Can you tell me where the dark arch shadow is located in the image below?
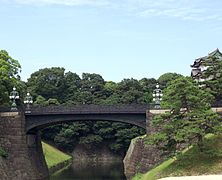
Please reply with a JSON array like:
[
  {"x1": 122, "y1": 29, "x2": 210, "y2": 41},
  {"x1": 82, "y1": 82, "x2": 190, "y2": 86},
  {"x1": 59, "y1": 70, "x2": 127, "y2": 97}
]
[{"x1": 26, "y1": 113, "x2": 146, "y2": 134}]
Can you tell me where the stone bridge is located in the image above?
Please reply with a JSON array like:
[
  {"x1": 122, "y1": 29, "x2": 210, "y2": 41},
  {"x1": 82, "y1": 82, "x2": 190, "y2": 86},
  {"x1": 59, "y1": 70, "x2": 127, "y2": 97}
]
[
  {"x1": 0, "y1": 104, "x2": 150, "y2": 180},
  {"x1": 26, "y1": 104, "x2": 149, "y2": 133}
]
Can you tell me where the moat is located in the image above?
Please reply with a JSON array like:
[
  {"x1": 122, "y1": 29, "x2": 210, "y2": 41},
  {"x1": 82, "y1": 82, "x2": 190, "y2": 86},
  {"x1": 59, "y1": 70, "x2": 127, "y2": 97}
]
[{"x1": 50, "y1": 161, "x2": 126, "y2": 180}]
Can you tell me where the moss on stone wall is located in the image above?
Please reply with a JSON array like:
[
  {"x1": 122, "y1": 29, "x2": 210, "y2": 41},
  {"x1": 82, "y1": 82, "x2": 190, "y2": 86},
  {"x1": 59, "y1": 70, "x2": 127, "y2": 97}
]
[{"x1": 0, "y1": 147, "x2": 8, "y2": 158}]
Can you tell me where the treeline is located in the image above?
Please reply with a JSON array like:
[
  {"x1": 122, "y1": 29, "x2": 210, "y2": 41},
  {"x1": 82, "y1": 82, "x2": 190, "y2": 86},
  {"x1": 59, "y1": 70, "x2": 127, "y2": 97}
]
[
  {"x1": 2, "y1": 49, "x2": 222, "y2": 155},
  {"x1": 26, "y1": 67, "x2": 181, "y2": 153},
  {"x1": 0, "y1": 49, "x2": 182, "y2": 154}
]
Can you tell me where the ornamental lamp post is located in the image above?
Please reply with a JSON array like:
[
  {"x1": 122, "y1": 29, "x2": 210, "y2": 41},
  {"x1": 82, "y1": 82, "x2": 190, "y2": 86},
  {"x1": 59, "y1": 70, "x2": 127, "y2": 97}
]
[
  {"x1": 152, "y1": 83, "x2": 163, "y2": 109},
  {"x1": 9, "y1": 87, "x2": 19, "y2": 111},
  {"x1": 24, "y1": 92, "x2": 33, "y2": 113}
]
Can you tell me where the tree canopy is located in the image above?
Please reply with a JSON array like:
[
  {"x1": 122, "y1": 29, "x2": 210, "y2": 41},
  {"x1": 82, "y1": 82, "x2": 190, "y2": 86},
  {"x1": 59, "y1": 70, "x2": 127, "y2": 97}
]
[
  {"x1": 3, "y1": 48, "x2": 221, "y2": 156},
  {"x1": 200, "y1": 56, "x2": 222, "y2": 104},
  {"x1": 148, "y1": 77, "x2": 222, "y2": 156},
  {"x1": 0, "y1": 50, "x2": 23, "y2": 107},
  {"x1": 158, "y1": 72, "x2": 183, "y2": 88}
]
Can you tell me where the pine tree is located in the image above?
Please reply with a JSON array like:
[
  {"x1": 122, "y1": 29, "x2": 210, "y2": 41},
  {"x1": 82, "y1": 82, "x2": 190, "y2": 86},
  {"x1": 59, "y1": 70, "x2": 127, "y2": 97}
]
[{"x1": 148, "y1": 77, "x2": 222, "y2": 156}]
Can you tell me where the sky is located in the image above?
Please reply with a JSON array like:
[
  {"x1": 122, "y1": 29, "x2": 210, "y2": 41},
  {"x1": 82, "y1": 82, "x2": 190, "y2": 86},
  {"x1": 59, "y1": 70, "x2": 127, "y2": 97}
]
[{"x1": 1, "y1": 0, "x2": 222, "y2": 82}]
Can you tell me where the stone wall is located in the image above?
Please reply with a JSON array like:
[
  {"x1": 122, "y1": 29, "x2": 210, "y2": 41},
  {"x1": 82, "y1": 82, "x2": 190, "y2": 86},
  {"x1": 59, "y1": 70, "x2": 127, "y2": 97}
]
[
  {"x1": 123, "y1": 111, "x2": 166, "y2": 179},
  {"x1": 0, "y1": 112, "x2": 49, "y2": 180},
  {"x1": 72, "y1": 143, "x2": 122, "y2": 165},
  {"x1": 123, "y1": 136, "x2": 166, "y2": 180}
]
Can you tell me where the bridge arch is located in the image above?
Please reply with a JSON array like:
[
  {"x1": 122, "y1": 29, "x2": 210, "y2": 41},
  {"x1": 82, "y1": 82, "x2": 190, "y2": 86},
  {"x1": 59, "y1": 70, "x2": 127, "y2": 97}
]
[{"x1": 25, "y1": 105, "x2": 149, "y2": 134}]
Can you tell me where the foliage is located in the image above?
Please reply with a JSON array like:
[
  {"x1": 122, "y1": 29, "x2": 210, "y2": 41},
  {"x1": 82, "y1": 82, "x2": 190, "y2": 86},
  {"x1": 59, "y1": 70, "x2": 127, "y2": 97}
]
[
  {"x1": 158, "y1": 72, "x2": 183, "y2": 88},
  {"x1": 27, "y1": 68, "x2": 158, "y2": 106},
  {"x1": 63, "y1": 71, "x2": 81, "y2": 104},
  {"x1": 47, "y1": 98, "x2": 59, "y2": 105},
  {"x1": 51, "y1": 122, "x2": 91, "y2": 151},
  {"x1": 79, "y1": 134, "x2": 103, "y2": 149},
  {"x1": 147, "y1": 77, "x2": 221, "y2": 156},
  {"x1": 45, "y1": 121, "x2": 146, "y2": 153},
  {"x1": 0, "y1": 50, "x2": 23, "y2": 107},
  {"x1": 117, "y1": 78, "x2": 143, "y2": 104},
  {"x1": 26, "y1": 67, "x2": 66, "y2": 103},
  {"x1": 200, "y1": 55, "x2": 222, "y2": 103},
  {"x1": 34, "y1": 95, "x2": 48, "y2": 105},
  {"x1": 0, "y1": 147, "x2": 8, "y2": 158}
]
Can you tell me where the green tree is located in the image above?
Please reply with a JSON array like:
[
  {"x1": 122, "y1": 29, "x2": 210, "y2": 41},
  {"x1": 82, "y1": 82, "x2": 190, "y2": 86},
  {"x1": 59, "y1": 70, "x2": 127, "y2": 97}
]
[
  {"x1": 201, "y1": 56, "x2": 222, "y2": 104},
  {"x1": 0, "y1": 50, "x2": 22, "y2": 107},
  {"x1": 34, "y1": 95, "x2": 48, "y2": 105},
  {"x1": 158, "y1": 72, "x2": 183, "y2": 88},
  {"x1": 52, "y1": 122, "x2": 91, "y2": 151},
  {"x1": 79, "y1": 134, "x2": 103, "y2": 149},
  {"x1": 148, "y1": 77, "x2": 221, "y2": 156},
  {"x1": 117, "y1": 78, "x2": 144, "y2": 104},
  {"x1": 139, "y1": 78, "x2": 157, "y2": 103},
  {"x1": 27, "y1": 67, "x2": 66, "y2": 102},
  {"x1": 63, "y1": 72, "x2": 81, "y2": 104},
  {"x1": 47, "y1": 98, "x2": 59, "y2": 105},
  {"x1": 110, "y1": 124, "x2": 145, "y2": 153}
]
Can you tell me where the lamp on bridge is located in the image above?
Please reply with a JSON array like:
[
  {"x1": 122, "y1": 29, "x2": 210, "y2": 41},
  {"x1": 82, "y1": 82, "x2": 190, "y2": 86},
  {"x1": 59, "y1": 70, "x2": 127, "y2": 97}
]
[
  {"x1": 24, "y1": 92, "x2": 33, "y2": 113},
  {"x1": 9, "y1": 87, "x2": 20, "y2": 111},
  {"x1": 152, "y1": 83, "x2": 163, "y2": 109}
]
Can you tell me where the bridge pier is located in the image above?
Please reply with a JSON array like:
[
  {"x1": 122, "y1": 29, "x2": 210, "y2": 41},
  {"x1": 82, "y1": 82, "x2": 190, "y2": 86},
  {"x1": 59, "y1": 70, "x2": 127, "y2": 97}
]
[{"x1": 0, "y1": 112, "x2": 49, "y2": 180}]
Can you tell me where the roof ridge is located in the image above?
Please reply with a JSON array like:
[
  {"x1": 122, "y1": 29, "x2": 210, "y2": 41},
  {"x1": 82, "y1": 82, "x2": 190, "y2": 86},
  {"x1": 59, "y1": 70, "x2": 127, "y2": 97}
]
[{"x1": 209, "y1": 48, "x2": 222, "y2": 56}]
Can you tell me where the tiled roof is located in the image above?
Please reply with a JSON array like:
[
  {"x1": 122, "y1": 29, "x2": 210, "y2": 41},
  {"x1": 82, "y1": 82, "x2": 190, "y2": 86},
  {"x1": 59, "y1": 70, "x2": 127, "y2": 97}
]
[{"x1": 191, "y1": 49, "x2": 222, "y2": 68}]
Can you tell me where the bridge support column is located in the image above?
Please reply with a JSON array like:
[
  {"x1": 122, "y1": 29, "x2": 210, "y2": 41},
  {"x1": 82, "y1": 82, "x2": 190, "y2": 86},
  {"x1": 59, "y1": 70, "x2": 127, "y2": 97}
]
[{"x1": 0, "y1": 112, "x2": 49, "y2": 180}]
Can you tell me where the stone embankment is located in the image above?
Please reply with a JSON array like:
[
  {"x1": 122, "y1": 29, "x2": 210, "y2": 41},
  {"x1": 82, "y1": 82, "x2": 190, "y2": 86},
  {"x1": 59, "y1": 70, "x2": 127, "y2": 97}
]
[
  {"x1": 123, "y1": 136, "x2": 166, "y2": 180},
  {"x1": 72, "y1": 143, "x2": 122, "y2": 164}
]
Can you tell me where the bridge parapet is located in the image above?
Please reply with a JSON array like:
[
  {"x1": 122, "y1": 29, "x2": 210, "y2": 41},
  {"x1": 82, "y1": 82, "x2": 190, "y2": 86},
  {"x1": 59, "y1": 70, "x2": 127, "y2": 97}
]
[
  {"x1": 149, "y1": 109, "x2": 170, "y2": 115},
  {"x1": 0, "y1": 112, "x2": 19, "y2": 117},
  {"x1": 149, "y1": 107, "x2": 222, "y2": 115},
  {"x1": 28, "y1": 104, "x2": 150, "y2": 115},
  {"x1": 212, "y1": 107, "x2": 222, "y2": 113}
]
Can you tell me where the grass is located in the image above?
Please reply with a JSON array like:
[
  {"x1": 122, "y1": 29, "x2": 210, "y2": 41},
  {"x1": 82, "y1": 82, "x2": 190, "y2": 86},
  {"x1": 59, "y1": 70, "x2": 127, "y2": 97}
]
[
  {"x1": 42, "y1": 142, "x2": 72, "y2": 168},
  {"x1": 133, "y1": 135, "x2": 222, "y2": 180},
  {"x1": 133, "y1": 158, "x2": 175, "y2": 180}
]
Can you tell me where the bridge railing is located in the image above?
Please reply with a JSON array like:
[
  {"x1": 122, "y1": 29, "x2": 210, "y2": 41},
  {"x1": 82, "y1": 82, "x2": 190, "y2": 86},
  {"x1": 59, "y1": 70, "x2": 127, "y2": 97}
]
[
  {"x1": 27, "y1": 104, "x2": 150, "y2": 114},
  {"x1": 2, "y1": 102, "x2": 221, "y2": 114}
]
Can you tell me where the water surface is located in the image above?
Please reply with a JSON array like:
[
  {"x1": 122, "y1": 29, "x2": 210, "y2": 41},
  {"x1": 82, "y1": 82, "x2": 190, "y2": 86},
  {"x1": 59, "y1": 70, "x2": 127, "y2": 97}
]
[{"x1": 50, "y1": 161, "x2": 126, "y2": 180}]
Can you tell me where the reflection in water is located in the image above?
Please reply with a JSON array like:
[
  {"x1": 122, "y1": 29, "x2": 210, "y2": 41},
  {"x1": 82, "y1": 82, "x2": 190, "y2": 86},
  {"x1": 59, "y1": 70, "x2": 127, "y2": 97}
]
[{"x1": 50, "y1": 161, "x2": 126, "y2": 180}]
